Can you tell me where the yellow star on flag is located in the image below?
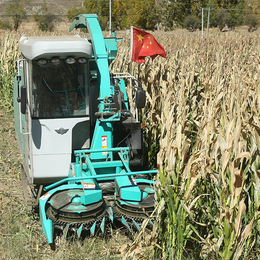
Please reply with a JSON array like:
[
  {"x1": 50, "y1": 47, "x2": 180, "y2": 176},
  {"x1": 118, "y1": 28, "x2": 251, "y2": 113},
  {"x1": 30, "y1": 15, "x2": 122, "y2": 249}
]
[{"x1": 137, "y1": 34, "x2": 144, "y2": 42}]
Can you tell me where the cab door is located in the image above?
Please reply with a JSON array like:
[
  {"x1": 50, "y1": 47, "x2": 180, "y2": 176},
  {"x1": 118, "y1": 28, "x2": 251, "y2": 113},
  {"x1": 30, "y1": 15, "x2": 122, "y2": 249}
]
[{"x1": 14, "y1": 59, "x2": 32, "y2": 181}]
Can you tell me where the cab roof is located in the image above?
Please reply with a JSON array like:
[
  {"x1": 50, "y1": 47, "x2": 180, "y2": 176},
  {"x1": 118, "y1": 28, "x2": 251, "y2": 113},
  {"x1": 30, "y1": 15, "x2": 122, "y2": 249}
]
[{"x1": 18, "y1": 35, "x2": 92, "y2": 60}]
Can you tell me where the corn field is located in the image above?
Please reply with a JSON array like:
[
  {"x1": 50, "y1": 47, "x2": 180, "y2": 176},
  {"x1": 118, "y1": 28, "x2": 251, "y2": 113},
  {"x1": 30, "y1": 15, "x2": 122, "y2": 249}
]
[
  {"x1": 1, "y1": 29, "x2": 260, "y2": 259},
  {"x1": 111, "y1": 31, "x2": 260, "y2": 259},
  {"x1": 0, "y1": 32, "x2": 20, "y2": 111}
]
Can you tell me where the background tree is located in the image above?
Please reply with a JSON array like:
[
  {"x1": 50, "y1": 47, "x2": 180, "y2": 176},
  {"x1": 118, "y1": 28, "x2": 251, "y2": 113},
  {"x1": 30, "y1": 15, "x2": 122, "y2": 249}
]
[
  {"x1": 120, "y1": 0, "x2": 139, "y2": 29},
  {"x1": 64, "y1": 0, "x2": 252, "y2": 32},
  {"x1": 5, "y1": 0, "x2": 28, "y2": 31},
  {"x1": 112, "y1": 0, "x2": 123, "y2": 29},
  {"x1": 245, "y1": 0, "x2": 260, "y2": 13},
  {"x1": 33, "y1": 2, "x2": 56, "y2": 32},
  {"x1": 205, "y1": 0, "x2": 219, "y2": 27},
  {"x1": 215, "y1": 10, "x2": 231, "y2": 31},
  {"x1": 67, "y1": 6, "x2": 86, "y2": 21},
  {"x1": 213, "y1": 0, "x2": 245, "y2": 31},
  {"x1": 136, "y1": 0, "x2": 157, "y2": 29},
  {"x1": 160, "y1": 0, "x2": 190, "y2": 29},
  {"x1": 83, "y1": 0, "x2": 109, "y2": 30},
  {"x1": 183, "y1": 15, "x2": 200, "y2": 31},
  {"x1": 245, "y1": 14, "x2": 259, "y2": 32},
  {"x1": 160, "y1": 0, "x2": 209, "y2": 29},
  {"x1": 0, "y1": 19, "x2": 12, "y2": 30}
]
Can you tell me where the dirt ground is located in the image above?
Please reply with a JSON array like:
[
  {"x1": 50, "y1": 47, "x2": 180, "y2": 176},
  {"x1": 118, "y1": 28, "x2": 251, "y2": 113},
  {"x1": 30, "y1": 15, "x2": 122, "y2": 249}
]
[{"x1": 0, "y1": 107, "x2": 135, "y2": 260}]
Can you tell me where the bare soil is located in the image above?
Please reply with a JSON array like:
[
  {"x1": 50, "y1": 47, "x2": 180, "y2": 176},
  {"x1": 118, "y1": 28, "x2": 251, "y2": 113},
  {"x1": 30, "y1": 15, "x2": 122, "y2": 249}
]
[{"x1": 0, "y1": 107, "x2": 131, "y2": 260}]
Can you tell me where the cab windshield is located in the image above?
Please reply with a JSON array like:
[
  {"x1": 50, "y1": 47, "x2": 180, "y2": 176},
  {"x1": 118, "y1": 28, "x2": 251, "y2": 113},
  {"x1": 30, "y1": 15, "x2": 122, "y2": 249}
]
[{"x1": 31, "y1": 59, "x2": 89, "y2": 118}]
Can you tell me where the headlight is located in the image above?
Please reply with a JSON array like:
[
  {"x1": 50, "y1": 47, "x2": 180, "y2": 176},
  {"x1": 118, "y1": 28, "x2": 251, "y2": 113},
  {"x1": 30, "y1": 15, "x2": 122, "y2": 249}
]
[
  {"x1": 78, "y1": 57, "x2": 87, "y2": 64},
  {"x1": 65, "y1": 57, "x2": 76, "y2": 64},
  {"x1": 51, "y1": 58, "x2": 60, "y2": 65},
  {"x1": 37, "y1": 59, "x2": 47, "y2": 66}
]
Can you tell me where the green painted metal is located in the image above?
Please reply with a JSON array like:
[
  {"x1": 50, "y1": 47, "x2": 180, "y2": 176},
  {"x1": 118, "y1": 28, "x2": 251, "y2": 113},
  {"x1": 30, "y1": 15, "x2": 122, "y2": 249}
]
[
  {"x1": 63, "y1": 224, "x2": 71, "y2": 238},
  {"x1": 116, "y1": 175, "x2": 142, "y2": 202},
  {"x1": 121, "y1": 216, "x2": 132, "y2": 234},
  {"x1": 90, "y1": 221, "x2": 96, "y2": 236},
  {"x1": 118, "y1": 79, "x2": 129, "y2": 110},
  {"x1": 132, "y1": 219, "x2": 141, "y2": 231},
  {"x1": 39, "y1": 183, "x2": 102, "y2": 243},
  {"x1": 100, "y1": 217, "x2": 106, "y2": 233},
  {"x1": 77, "y1": 224, "x2": 83, "y2": 238},
  {"x1": 80, "y1": 190, "x2": 102, "y2": 205},
  {"x1": 106, "y1": 207, "x2": 113, "y2": 222},
  {"x1": 44, "y1": 168, "x2": 157, "y2": 191},
  {"x1": 90, "y1": 118, "x2": 113, "y2": 160},
  {"x1": 39, "y1": 201, "x2": 53, "y2": 244},
  {"x1": 135, "y1": 179, "x2": 156, "y2": 185}
]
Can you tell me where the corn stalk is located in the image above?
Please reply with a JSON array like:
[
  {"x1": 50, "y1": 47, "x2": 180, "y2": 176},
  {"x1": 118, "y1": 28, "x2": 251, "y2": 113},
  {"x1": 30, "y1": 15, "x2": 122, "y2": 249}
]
[
  {"x1": 0, "y1": 32, "x2": 20, "y2": 111},
  {"x1": 111, "y1": 32, "x2": 260, "y2": 259}
]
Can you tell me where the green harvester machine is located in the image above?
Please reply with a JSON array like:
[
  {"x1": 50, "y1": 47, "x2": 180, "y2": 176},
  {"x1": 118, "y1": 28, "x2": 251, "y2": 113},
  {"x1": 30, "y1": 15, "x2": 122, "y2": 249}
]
[{"x1": 13, "y1": 14, "x2": 157, "y2": 245}]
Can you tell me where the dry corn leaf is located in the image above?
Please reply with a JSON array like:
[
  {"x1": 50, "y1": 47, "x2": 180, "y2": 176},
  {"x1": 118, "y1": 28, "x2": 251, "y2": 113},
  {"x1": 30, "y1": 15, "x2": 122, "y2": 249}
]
[
  {"x1": 233, "y1": 198, "x2": 246, "y2": 237},
  {"x1": 233, "y1": 212, "x2": 260, "y2": 260},
  {"x1": 221, "y1": 150, "x2": 230, "y2": 186}
]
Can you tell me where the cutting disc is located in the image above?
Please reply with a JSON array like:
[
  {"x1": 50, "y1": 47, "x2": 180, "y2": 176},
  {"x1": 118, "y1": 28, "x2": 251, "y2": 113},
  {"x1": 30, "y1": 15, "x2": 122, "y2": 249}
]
[
  {"x1": 46, "y1": 189, "x2": 105, "y2": 224},
  {"x1": 114, "y1": 184, "x2": 155, "y2": 219}
]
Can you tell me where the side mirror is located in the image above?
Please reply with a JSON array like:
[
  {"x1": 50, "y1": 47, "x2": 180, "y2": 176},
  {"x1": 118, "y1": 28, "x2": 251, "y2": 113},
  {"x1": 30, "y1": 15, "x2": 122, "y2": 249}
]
[
  {"x1": 136, "y1": 89, "x2": 146, "y2": 109},
  {"x1": 20, "y1": 85, "x2": 27, "y2": 114}
]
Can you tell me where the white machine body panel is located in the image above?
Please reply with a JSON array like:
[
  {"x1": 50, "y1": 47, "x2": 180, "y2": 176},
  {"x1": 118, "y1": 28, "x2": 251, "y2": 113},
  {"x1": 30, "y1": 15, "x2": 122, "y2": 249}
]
[{"x1": 31, "y1": 117, "x2": 90, "y2": 183}]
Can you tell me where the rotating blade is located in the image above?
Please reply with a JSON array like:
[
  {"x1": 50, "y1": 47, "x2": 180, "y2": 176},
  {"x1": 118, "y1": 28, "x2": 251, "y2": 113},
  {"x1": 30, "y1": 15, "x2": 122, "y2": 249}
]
[
  {"x1": 46, "y1": 189, "x2": 106, "y2": 236},
  {"x1": 113, "y1": 183, "x2": 156, "y2": 233},
  {"x1": 77, "y1": 224, "x2": 84, "y2": 238},
  {"x1": 90, "y1": 221, "x2": 96, "y2": 236},
  {"x1": 100, "y1": 216, "x2": 106, "y2": 233}
]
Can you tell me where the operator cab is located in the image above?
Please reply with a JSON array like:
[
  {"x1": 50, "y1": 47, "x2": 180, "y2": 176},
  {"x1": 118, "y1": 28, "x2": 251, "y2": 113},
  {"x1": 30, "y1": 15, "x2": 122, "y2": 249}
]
[
  {"x1": 14, "y1": 35, "x2": 93, "y2": 184},
  {"x1": 19, "y1": 35, "x2": 92, "y2": 119}
]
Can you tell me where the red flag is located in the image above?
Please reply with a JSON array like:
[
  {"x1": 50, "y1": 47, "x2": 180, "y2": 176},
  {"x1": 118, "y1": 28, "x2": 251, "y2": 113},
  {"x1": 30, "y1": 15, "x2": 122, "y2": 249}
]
[{"x1": 131, "y1": 27, "x2": 166, "y2": 63}]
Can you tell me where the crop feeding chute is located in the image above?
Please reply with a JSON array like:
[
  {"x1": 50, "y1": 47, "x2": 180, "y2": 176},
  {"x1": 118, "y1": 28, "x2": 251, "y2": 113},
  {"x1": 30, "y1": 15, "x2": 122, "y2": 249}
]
[{"x1": 13, "y1": 14, "x2": 157, "y2": 245}]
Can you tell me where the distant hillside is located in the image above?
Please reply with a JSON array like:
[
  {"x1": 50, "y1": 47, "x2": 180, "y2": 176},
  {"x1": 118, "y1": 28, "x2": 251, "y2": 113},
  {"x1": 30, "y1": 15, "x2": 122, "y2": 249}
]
[{"x1": 0, "y1": 0, "x2": 84, "y2": 16}]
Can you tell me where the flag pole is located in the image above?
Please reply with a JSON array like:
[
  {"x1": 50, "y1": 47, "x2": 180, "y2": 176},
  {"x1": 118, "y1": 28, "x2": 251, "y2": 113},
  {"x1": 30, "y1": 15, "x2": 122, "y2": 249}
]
[
  {"x1": 130, "y1": 26, "x2": 133, "y2": 62},
  {"x1": 129, "y1": 26, "x2": 135, "y2": 119}
]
